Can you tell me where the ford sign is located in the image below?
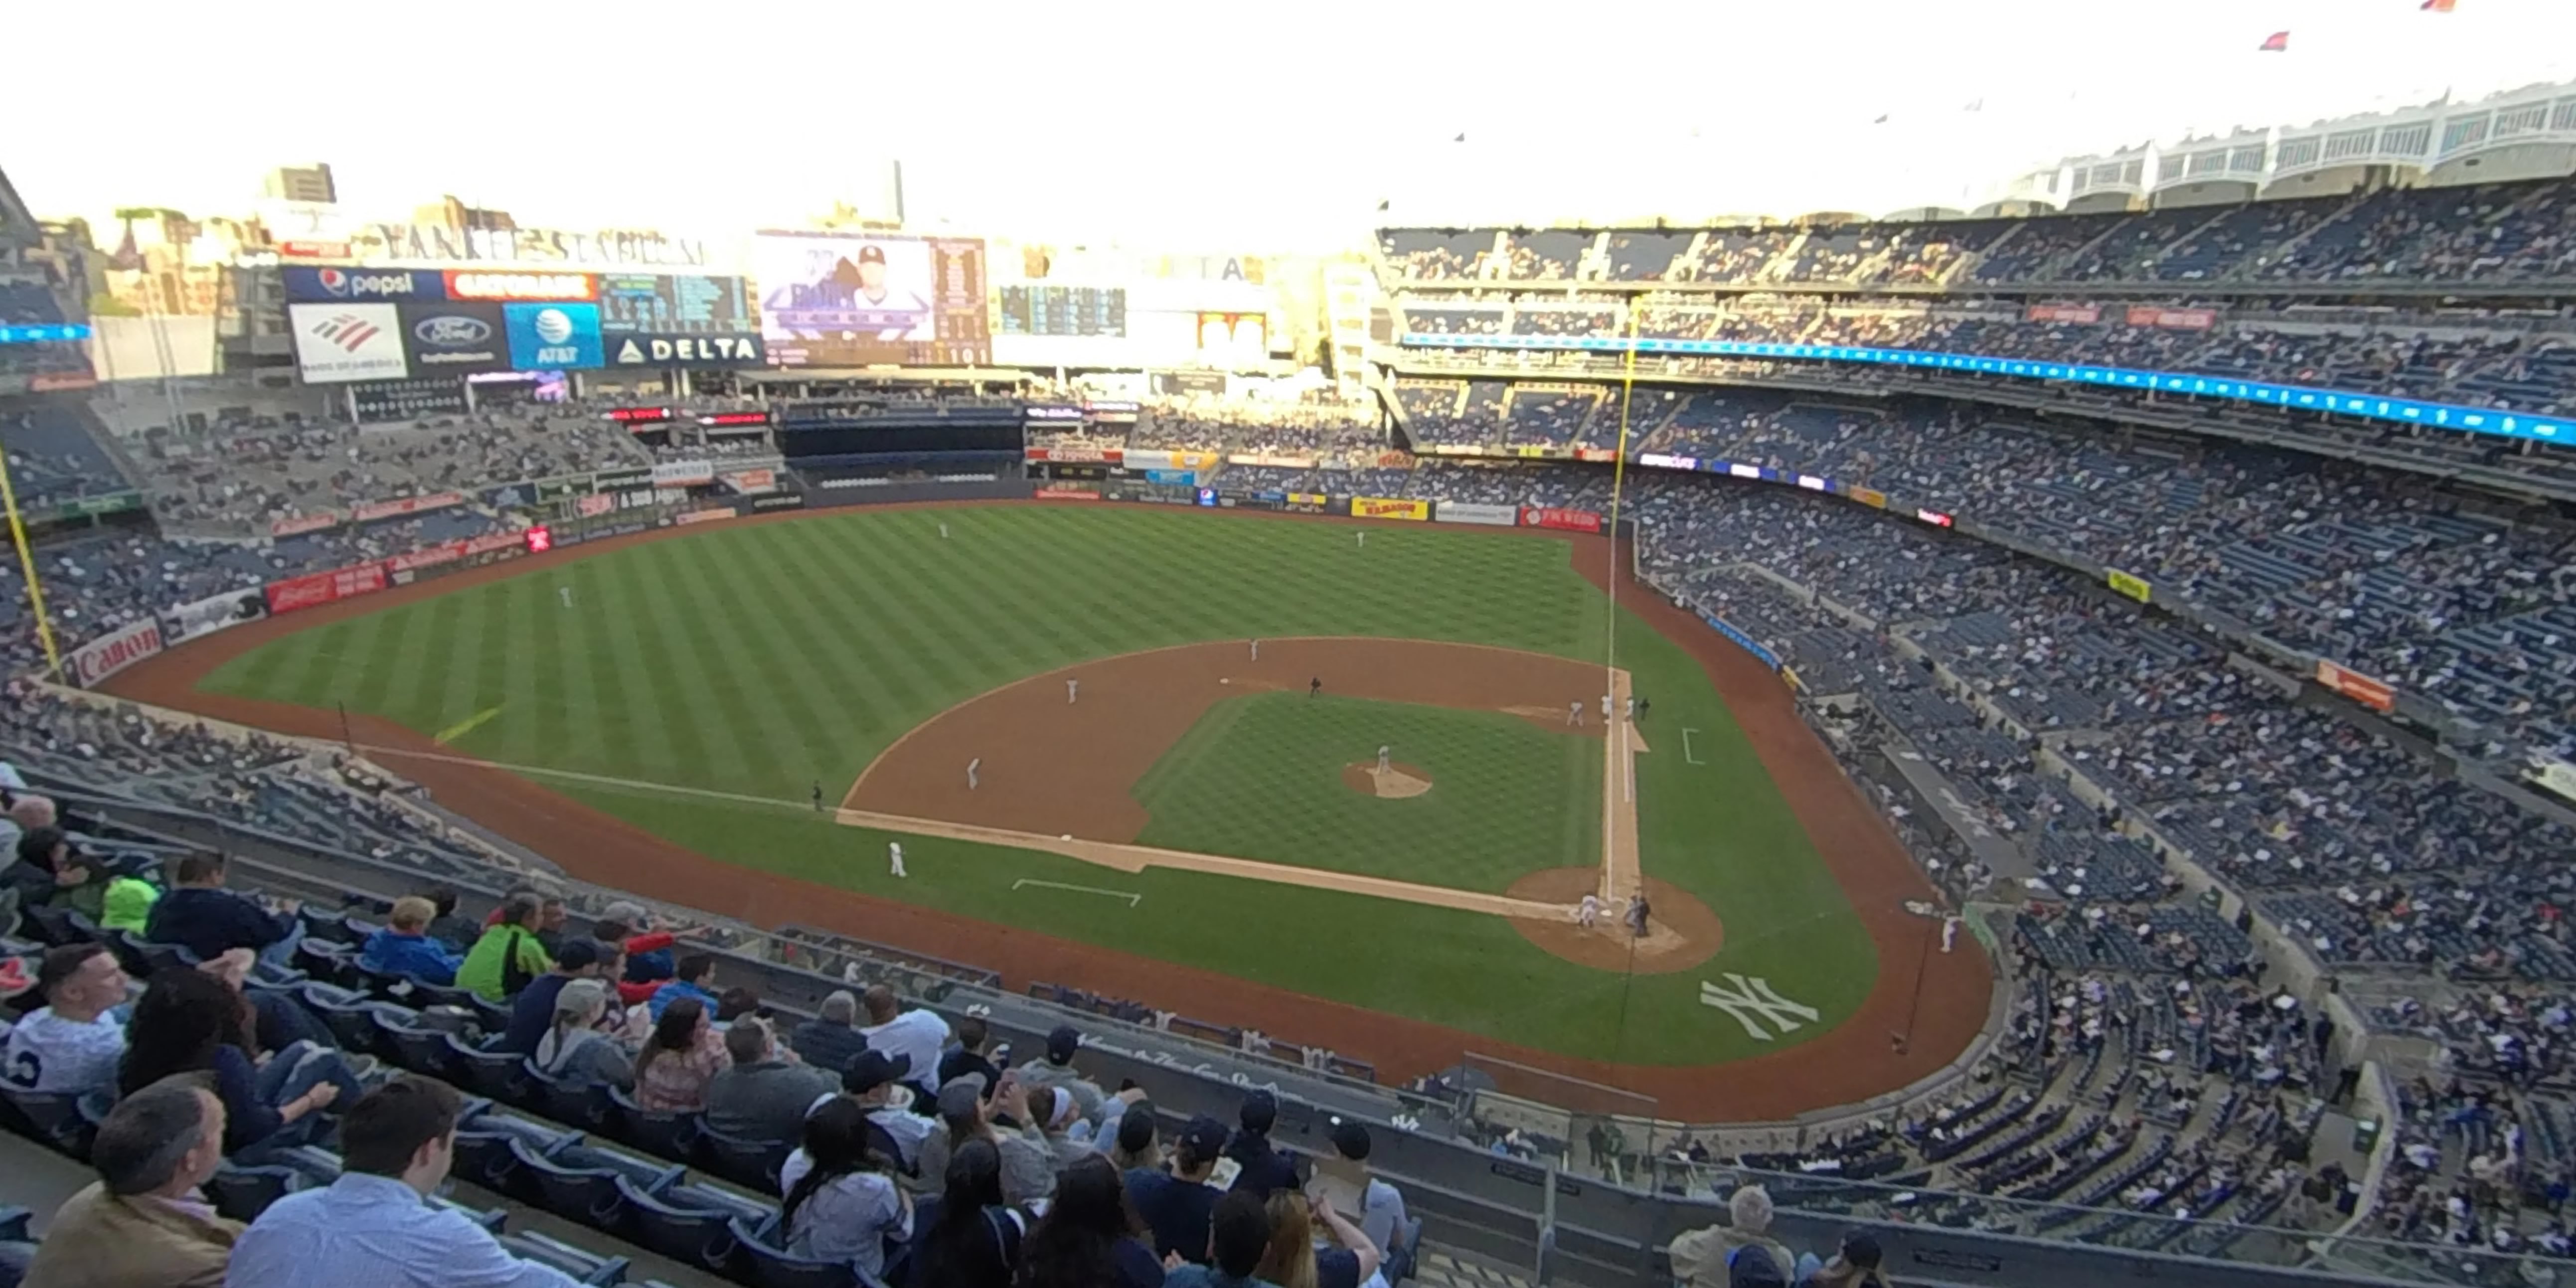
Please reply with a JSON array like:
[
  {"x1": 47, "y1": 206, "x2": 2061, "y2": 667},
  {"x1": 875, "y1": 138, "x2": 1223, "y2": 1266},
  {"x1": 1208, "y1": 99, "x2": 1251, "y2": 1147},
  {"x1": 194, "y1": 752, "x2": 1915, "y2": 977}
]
[{"x1": 413, "y1": 315, "x2": 493, "y2": 346}]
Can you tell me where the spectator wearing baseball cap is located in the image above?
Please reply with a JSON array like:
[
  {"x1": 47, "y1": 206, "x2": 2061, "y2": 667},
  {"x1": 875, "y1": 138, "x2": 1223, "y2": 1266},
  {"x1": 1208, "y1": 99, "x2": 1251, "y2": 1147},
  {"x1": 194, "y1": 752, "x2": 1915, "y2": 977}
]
[
  {"x1": 490, "y1": 938, "x2": 604, "y2": 1056},
  {"x1": 842, "y1": 1048, "x2": 931, "y2": 1171},
  {"x1": 919, "y1": 1073, "x2": 1056, "y2": 1204},
  {"x1": 1325, "y1": 1119, "x2": 1409, "y2": 1257},
  {"x1": 1225, "y1": 1092, "x2": 1297, "y2": 1197},
  {"x1": 1808, "y1": 1232, "x2": 1889, "y2": 1288},
  {"x1": 1110, "y1": 1098, "x2": 1160, "y2": 1172},
  {"x1": 1128, "y1": 1114, "x2": 1231, "y2": 1265},
  {"x1": 1015, "y1": 1024, "x2": 1108, "y2": 1127},
  {"x1": 1162, "y1": 1188, "x2": 1275, "y2": 1288}
]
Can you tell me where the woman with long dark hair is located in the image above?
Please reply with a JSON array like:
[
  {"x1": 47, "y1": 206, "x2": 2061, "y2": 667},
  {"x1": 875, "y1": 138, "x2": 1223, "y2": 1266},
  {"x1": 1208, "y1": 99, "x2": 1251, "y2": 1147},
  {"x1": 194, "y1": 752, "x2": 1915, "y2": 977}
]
[
  {"x1": 116, "y1": 967, "x2": 345, "y2": 1160},
  {"x1": 1016, "y1": 1153, "x2": 1163, "y2": 1288},
  {"x1": 780, "y1": 1097, "x2": 910, "y2": 1280},
  {"x1": 632, "y1": 996, "x2": 727, "y2": 1112},
  {"x1": 911, "y1": 1138, "x2": 1027, "y2": 1288}
]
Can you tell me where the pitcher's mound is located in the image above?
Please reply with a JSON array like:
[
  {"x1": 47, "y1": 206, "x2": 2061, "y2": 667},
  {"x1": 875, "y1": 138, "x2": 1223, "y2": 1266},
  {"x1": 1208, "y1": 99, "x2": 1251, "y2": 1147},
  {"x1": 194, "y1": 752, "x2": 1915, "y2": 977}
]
[{"x1": 1342, "y1": 762, "x2": 1433, "y2": 799}]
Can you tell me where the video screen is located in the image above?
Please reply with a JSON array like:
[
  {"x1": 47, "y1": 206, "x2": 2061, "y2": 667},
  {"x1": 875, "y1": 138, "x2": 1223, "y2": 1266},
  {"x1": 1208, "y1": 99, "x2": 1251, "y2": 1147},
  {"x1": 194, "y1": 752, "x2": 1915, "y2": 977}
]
[{"x1": 752, "y1": 232, "x2": 990, "y2": 368}]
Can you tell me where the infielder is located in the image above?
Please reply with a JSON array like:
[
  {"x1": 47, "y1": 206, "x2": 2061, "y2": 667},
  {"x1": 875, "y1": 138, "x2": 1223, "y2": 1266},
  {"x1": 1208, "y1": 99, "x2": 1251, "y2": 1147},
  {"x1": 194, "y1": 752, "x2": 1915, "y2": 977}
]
[
  {"x1": 558, "y1": 586, "x2": 574, "y2": 609},
  {"x1": 1576, "y1": 893, "x2": 1604, "y2": 927},
  {"x1": 1625, "y1": 893, "x2": 1651, "y2": 938},
  {"x1": 889, "y1": 842, "x2": 907, "y2": 878},
  {"x1": 1567, "y1": 700, "x2": 1583, "y2": 727},
  {"x1": 1625, "y1": 696, "x2": 1636, "y2": 721},
  {"x1": 1601, "y1": 694, "x2": 1613, "y2": 721},
  {"x1": 1067, "y1": 678, "x2": 1080, "y2": 704},
  {"x1": 1377, "y1": 744, "x2": 1392, "y2": 774},
  {"x1": 1250, "y1": 638, "x2": 1261, "y2": 660},
  {"x1": 966, "y1": 758, "x2": 981, "y2": 790}
]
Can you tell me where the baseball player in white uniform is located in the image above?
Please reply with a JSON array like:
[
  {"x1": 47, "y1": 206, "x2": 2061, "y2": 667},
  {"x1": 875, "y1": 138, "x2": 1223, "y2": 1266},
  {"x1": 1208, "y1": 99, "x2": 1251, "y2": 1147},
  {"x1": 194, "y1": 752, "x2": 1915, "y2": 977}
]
[
  {"x1": 1567, "y1": 700, "x2": 1583, "y2": 727},
  {"x1": 1067, "y1": 678, "x2": 1080, "y2": 704},
  {"x1": 939, "y1": 522, "x2": 950, "y2": 539},
  {"x1": 1576, "y1": 894, "x2": 1604, "y2": 927},
  {"x1": 1625, "y1": 696, "x2": 1636, "y2": 721},
  {"x1": 966, "y1": 758, "x2": 981, "y2": 790},
  {"x1": 1356, "y1": 532, "x2": 1366, "y2": 548},
  {"x1": 1601, "y1": 694, "x2": 1614, "y2": 721},
  {"x1": 1377, "y1": 744, "x2": 1392, "y2": 775},
  {"x1": 558, "y1": 586, "x2": 573, "y2": 609},
  {"x1": 889, "y1": 842, "x2": 906, "y2": 878},
  {"x1": 1942, "y1": 914, "x2": 1961, "y2": 954},
  {"x1": 1250, "y1": 638, "x2": 1261, "y2": 660}
]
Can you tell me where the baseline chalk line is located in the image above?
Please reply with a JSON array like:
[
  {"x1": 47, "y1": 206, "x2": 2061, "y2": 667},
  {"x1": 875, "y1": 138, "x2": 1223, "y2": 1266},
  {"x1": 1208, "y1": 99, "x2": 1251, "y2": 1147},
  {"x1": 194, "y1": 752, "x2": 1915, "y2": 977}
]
[
  {"x1": 434, "y1": 705, "x2": 506, "y2": 746},
  {"x1": 1682, "y1": 728, "x2": 1706, "y2": 765},
  {"x1": 1011, "y1": 878, "x2": 1142, "y2": 907}
]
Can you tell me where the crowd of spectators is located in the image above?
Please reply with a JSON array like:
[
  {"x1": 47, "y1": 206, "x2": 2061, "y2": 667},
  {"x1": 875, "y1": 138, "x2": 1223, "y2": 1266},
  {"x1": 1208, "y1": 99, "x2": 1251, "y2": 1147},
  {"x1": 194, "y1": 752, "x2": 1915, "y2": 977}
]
[{"x1": 1379, "y1": 175, "x2": 2576, "y2": 287}]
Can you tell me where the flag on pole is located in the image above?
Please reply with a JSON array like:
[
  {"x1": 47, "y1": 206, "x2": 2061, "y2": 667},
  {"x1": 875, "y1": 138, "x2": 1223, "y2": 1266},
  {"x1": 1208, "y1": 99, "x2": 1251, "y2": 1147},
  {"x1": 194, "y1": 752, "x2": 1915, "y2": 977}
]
[
  {"x1": 2420, "y1": 0, "x2": 2455, "y2": 11},
  {"x1": 2258, "y1": 30, "x2": 2290, "y2": 51}
]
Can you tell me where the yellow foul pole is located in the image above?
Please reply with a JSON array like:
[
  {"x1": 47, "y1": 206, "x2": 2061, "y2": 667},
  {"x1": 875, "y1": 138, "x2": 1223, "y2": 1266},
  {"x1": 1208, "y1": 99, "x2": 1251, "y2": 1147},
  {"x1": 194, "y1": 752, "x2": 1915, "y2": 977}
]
[{"x1": 0, "y1": 450, "x2": 63, "y2": 677}]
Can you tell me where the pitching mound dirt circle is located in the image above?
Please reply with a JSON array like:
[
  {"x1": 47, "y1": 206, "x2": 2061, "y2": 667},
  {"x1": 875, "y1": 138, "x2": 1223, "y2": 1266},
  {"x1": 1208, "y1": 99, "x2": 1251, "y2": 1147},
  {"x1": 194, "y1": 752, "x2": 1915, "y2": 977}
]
[
  {"x1": 1342, "y1": 762, "x2": 1433, "y2": 798},
  {"x1": 1504, "y1": 867, "x2": 1725, "y2": 974}
]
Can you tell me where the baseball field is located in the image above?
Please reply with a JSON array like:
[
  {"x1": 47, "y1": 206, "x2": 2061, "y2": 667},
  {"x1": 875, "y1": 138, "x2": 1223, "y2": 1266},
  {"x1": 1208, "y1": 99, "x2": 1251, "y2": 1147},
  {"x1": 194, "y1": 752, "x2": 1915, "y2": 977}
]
[{"x1": 111, "y1": 503, "x2": 1991, "y2": 1118}]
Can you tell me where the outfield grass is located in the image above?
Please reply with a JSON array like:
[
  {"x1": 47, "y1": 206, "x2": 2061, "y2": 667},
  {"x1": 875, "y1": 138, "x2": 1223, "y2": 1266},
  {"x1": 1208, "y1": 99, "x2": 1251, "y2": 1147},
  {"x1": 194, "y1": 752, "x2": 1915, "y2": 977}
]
[
  {"x1": 202, "y1": 507, "x2": 1875, "y2": 1064},
  {"x1": 1131, "y1": 692, "x2": 1599, "y2": 892}
]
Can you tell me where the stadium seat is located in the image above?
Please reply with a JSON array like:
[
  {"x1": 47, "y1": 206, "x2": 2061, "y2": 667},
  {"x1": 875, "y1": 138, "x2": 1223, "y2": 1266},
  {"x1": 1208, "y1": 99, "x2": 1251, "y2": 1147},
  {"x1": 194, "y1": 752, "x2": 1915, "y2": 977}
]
[
  {"x1": 447, "y1": 1032, "x2": 535, "y2": 1106},
  {"x1": 526, "y1": 1059, "x2": 615, "y2": 1130},
  {"x1": 374, "y1": 1011, "x2": 462, "y2": 1079},
  {"x1": 450, "y1": 1111, "x2": 577, "y2": 1198},
  {"x1": 616, "y1": 1175, "x2": 759, "y2": 1273},
  {"x1": 292, "y1": 938, "x2": 358, "y2": 985},
  {"x1": 729, "y1": 1212, "x2": 863, "y2": 1288},
  {"x1": 698, "y1": 1123, "x2": 791, "y2": 1191},
  {"x1": 511, "y1": 1134, "x2": 683, "y2": 1230},
  {"x1": 302, "y1": 985, "x2": 395, "y2": 1054},
  {"x1": 207, "y1": 1162, "x2": 306, "y2": 1222},
  {"x1": 19, "y1": 904, "x2": 94, "y2": 949},
  {"x1": 609, "y1": 1087, "x2": 700, "y2": 1163},
  {"x1": 497, "y1": 1230, "x2": 629, "y2": 1286},
  {"x1": 0, "y1": 1088, "x2": 94, "y2": 1157}
]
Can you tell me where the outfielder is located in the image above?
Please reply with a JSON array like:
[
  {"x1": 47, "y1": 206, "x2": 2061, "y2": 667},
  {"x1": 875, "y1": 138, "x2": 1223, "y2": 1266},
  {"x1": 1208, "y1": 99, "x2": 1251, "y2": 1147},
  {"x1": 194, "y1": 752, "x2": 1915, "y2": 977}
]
[
  {"x1": 1356, "y1": 532, "x2": 1365, "y2": 548},
  {"x1": 1576, "y1": 893, "x2": 1604, "y2": 927},
  {"x1": 1067, "y1": 678, "x2": 1080, "y2": 704},
  {"x1": 939, "y1": 522, "x2": 950, "y2": 539},
  {"x1": 966, "y1": 758, "x2": 981, "y2": 790},
  {"x1": 1567, "y1": 700, "x2": 1583, "y2": 727},
  {"x1": 558, "y1": 586, "x2": 574, "y2": 609},
  {"x1": 1377, "y1": 744, "x2": 1392, "y2": 774},
  {"x1": 889, "y1": 842, "x2": 907, "y2": 878}
]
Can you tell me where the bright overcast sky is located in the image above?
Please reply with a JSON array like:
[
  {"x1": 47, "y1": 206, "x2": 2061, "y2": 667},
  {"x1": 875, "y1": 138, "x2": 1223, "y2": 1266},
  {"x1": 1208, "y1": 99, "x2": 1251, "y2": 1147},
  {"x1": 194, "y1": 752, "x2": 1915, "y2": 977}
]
[{"x1": 9, "y1": 0, "x2": 2574, "y2": 253}]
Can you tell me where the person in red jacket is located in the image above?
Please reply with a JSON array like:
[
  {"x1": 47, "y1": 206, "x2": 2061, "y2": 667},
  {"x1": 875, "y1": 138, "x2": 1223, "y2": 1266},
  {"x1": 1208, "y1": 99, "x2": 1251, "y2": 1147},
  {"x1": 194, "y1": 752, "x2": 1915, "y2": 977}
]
[{"x1": 591, "y1": 914, "x2": 699, "y2": 1007}]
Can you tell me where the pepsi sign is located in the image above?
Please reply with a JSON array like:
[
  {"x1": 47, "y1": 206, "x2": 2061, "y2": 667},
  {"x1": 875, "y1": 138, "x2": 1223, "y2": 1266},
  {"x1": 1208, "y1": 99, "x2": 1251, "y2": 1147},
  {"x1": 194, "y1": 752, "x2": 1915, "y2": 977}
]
[{"x1": 283, "y1": 267, "x2": 445, "y2": 303}]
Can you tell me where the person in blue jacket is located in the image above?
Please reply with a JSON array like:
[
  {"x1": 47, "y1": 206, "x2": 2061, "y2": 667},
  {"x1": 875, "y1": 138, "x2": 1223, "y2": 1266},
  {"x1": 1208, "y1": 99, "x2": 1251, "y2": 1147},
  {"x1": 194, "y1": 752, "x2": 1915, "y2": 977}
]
[{"x1": 358, "y1": 896, "x2": 464, "y2": 986}]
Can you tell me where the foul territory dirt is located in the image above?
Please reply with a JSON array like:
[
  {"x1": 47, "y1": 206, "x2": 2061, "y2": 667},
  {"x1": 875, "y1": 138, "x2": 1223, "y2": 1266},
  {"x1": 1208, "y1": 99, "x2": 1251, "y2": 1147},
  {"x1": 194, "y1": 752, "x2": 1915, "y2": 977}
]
[{"x1": 105, "y1": 502, "x2": 1991, "y2": 1121}]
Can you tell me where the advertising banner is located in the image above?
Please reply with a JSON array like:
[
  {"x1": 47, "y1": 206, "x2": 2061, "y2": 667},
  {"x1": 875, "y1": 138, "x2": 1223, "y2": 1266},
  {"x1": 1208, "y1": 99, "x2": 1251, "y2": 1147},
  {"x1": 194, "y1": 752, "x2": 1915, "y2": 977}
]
[
  {"x1": 1700, "y1": 611, "x2": 1781, "y2": 671},
  {"x1": 349, "y1": 377, "x2": 469, "y2": 421},
  {"x1": 672, "y1": 508, "x2": 734, "y2": 527},
  {"x1": 1511, "y1": 445, "x2": 1563, "y2": 460},
  {"x1": 721, "y1": 469, "x2": 778, "y2": 494},
  {"x1": 749, "y1": 492, "x2": 807, "y2": 512},
  {"x1": 1848, "y1": 485, "x2": 1889, "y2": 509},
  {"x1": 1028, "y1": 443, "x2": 1121, "y2": 465},
  {"x1": 1285, "y1": 492, "x2": 1330, "y2": 513},
  {"x1": 2315, "y1": 659, "x2": 2396, "y2": 713},
  {"x1": 2104, "y1": 568, "x2": 2152, "y2": 604},
  {"x1": 69, "y1": 620, "x2": 163, "y2": 687},
  {"x1": 1141, "y1": 468, "x2": 1198, "y2": 486},
  {"x1": 444, "y1": 270, "x2": 597, "y2": 302},
  {"x1": 283, "y1": 267, "x2": 446, "y2": 304},
  {"x1": 1350, "y1": 496, "x2": 1429, "y2": 521},
  {"x1": 2025, "y1": 303, "x2": 2101, "y2": 324},
  {"x1": 287, "y1": 303, "x2": 409, "y2": 383},
  {"x1": 162, "y1": 588, "x2": 265, "y2": 644},
  {"x1": 1034, "y1": 484, "x2": 1101, "y2": 501},
  {"x1": 1638, "y1": 453, "x2": 1698, "y2": 471},
  {"x1": 270, "y1": 512, "x2": 342, "y2": 538},
  {"x1": 1437, "y1": 501, "x2": 1518, "y2": 526},
  {"x1": 266, "y1": 562, "x2": 389, "y2": 615},
  {"x1": 1229, "y1": 453, "x2": 1316, "y2": 469},
  {"x1": 652, "y1": 461, "x2": 716, "y2": 488},
  {"x1": 590, "y1": 469, "x2": 651, "y2": 491},
  {"x1": 383, "y1": 541, "x2": 466, "y2": 575},
  {"x1": 576, "y1": 493, "x2": 615, "y2": 517},
  {"x1": 1521, "y1": 507, "x2": 1602, "y2": 533},
  {"x1": 1576, "y1": 448, "x2": 1619, "y2": 463},
  {"x1": 352, "y1": 491, "x2": 464, "y2": 523},
  {"x1": 604, "y1": 332, "x2": 766, "y2": 368},
  {"x1": 396, "y1": 302, "x2": 510, "y2": 376},
  {"x1": 503, "y1": 302, "x2": 605, "y2": 370},
  {"x1": 2125, "y1": 305, "x2": 2218, "y2": 330}
]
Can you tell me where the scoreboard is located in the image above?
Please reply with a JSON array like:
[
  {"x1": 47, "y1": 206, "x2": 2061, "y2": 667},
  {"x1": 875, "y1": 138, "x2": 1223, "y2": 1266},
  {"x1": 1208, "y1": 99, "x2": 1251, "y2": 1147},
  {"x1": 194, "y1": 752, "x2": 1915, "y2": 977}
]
[
  {"x1": 599, "y1": 274, "x2": 752, "y2": 334},
  {"x1": 997, "y1": 286, "x2": 1127, "y2": 337}
]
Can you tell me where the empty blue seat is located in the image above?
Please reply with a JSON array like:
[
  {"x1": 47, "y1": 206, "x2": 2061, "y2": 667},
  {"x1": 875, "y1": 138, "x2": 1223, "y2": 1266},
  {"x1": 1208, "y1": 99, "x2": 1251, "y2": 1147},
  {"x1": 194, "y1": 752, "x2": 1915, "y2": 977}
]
[
  {"x1": 207, "y1": 1162, "x2": 306, "y2": 1222},
  {"x1": 447, "y1": 1032, "x2": 534, "y2": 1107},
  {"x1": 617, "y1": 1176, "x2": 759, "y2": 1272},
  {"x1": 730, "y1": 1212, "x2": 862, "y2": 1288},
  {"x1": 698, "y1": 1124, "x2": 790, "y2": 1191},
  {"x1": 511, "y1": 1135, "x2": 682, "y2": 1229},
  {"x1": 498, "y1": 1230, "x2": 630, "y2": 1286},
  {"x1": 609, "y1": 1087, "x2": 699, "y2": 1164}
]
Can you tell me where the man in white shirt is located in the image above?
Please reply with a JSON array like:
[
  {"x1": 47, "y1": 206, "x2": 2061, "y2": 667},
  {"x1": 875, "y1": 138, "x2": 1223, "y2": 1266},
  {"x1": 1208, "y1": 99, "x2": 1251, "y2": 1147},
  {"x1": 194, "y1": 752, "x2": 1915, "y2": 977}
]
[
  {"x1": 858, "y1": 984, "x2": 949, "y2": 1099},
  {"x1": 3, "y1": 943, "x2": 130, "y2": 1096}
]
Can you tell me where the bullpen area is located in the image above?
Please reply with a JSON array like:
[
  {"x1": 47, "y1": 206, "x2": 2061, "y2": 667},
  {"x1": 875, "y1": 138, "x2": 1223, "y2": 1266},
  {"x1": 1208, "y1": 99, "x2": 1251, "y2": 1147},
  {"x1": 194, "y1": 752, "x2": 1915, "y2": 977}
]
[{"x1": 109, "y1": 503, "x2": 1991, "y2": 1118}]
